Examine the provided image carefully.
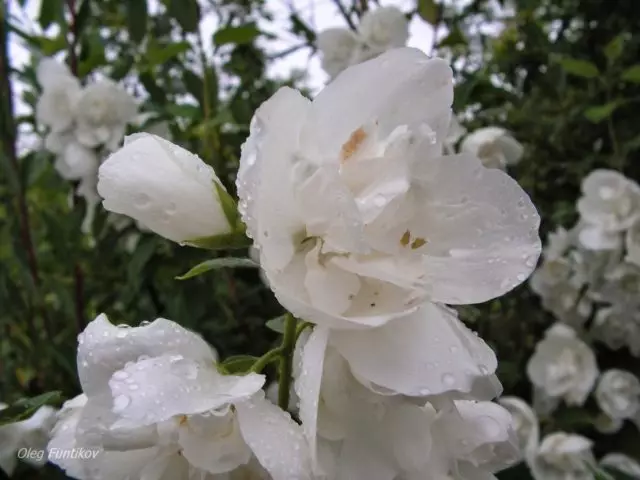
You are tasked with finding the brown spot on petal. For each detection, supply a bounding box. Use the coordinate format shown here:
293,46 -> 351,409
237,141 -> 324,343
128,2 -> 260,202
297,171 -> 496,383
411,237 -> 427,249
400,229 -> 411,247
340,127 -> 367,163
179,415 -> 188,426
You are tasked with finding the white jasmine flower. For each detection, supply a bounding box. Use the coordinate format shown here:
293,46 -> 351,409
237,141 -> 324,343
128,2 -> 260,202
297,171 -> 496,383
594,369 -> 640,428
577,169 -> 640,240
35,58 -> 81,134
48,314 -> 311,479
526,324 -> 598,413
528,432 -> 596,480
460,126 -> 523,170
497,396 -> 539,459
74,79 -> 137,151
317,28 -> 359,79
600,453 -> 640,479
358,6 -> 409,53
591,262 -> 640,309
98,134 -> 233,244
237,48 -> 540,330
591,306 -> 640,357
545,226 -> 574,260
444,116 -> 466,154
295,327 -> 518,479
54,141 -> 100,181
0,404 -> 57,476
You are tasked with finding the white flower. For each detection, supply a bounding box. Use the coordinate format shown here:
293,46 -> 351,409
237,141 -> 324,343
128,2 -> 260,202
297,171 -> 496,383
577,169 -> 640,238
74,79 -> 137,151
98,134 -> 233,244
54,141 -> 100,181
600,453 -> 640,479
295,327 -> 518,479
0,404 -> 57,476
317,28 -> 359,79
460,127 -> 523,170
626,220 -> 640,266
526,324 -> 598,413
48,314 -> 311,479
528,432 -> 595,480
36,58 -> 81,134
497,396 -> 539,459
577,223 -> 623,250
358,7 -> 409,52
591,306 -> 640,356
595,369 -> 640,426
237,48 -> 540,330
591,262 -> 640,309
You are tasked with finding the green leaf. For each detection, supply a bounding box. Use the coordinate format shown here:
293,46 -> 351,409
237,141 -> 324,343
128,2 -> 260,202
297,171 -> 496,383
214,182 -> 239,229
74,0 -> 92,34
213,24 -> 261,46
176,257 -> 259,280
0,392 -> 62,426
146,41 -> 190,65
585,101 -> 621,123
38,0 -> 63,30
185,232 -> 252,250
266,315 -> 287,334
139,72 -> 165,104
621,64 -> 640,83
167,0 -> 200,32
417,0 -> 439,25
604,34 -> 626,62
219,355 -> 259,374
126,0 -> 148,43
127,238 -> 157,282
166,104 -> 200,119
556,57 -> 600,78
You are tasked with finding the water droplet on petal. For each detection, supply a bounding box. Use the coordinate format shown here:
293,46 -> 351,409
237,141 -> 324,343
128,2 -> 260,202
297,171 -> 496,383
113,394 -> 131,412
113,371 -> 129,380
442,373 -> 455,386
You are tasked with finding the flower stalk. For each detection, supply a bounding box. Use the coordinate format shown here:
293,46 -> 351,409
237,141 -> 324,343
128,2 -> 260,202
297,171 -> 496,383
278,313 -> 297,410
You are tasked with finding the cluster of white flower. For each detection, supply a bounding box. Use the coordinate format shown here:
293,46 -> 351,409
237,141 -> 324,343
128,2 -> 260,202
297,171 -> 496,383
445,118 -> 524,171
530,169 -> 640,353
35,58 -> 137,231
317,7 -> 409,79
33,48 -> 544,479
497,395 -> 640,479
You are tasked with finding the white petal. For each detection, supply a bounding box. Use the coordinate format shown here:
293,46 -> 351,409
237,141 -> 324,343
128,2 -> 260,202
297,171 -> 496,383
304,245 -> 361,316
109,355 -> 264,427
497,396 -> 540,458
237,87 -> 311,271
56,141 -> 100,180
330,302 -> 500,398
37,58 -> 73,86
413,153 -> 541,304
77,314 -> 217,396
235,392 -> 312,480
294,327 -> 329,474
578,224 -> 622,250
178,413 -> 251,474
601,453 -> 640,479
98,134 -> 231,243
303,48 -> 453,159
386,403 -> 435,473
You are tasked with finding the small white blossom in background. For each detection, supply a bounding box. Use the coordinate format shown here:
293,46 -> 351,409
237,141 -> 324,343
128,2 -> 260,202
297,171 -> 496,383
526,323 -> 598,414
48,314 -> 311,479
35,57 -> 138,233
600,453 -> 640,479
317,6 -> 409,79
594,369 -> 640,433
528,432 -> 596,480
98,133 -> 233,244
460,126 -> 524,170
0,404 -> 57,476
577,169 -> 640,250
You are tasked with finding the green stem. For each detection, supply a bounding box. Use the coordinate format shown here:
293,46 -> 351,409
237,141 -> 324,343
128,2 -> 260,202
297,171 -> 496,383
250,347 -> 283,373
295,321 -> 313,342
278,313 -> 297,410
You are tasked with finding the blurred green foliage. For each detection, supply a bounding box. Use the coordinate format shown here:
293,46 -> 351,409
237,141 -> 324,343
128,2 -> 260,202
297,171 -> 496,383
1,0 -> 640,478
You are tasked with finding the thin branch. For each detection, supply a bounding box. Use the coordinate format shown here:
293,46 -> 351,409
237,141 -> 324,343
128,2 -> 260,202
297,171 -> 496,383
331,0 -> 357,31
0,6 -> 51,338
65,0 -> 78,75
